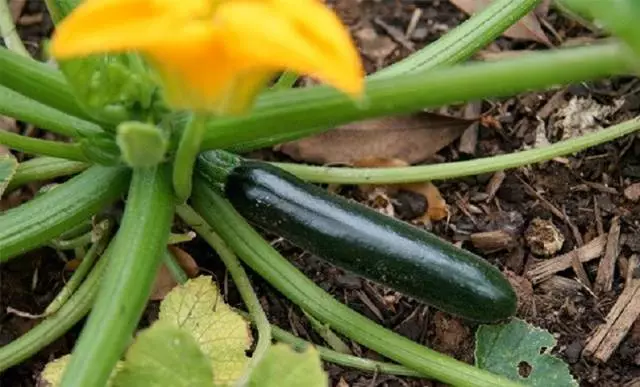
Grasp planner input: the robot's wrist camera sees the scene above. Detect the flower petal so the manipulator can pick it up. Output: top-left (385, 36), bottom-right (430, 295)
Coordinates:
top-left (144, 40), bottom-right (245, 113)
top-left (51, 0), bottom-right (212, 58)
top-left (214, 0), bottom-right (364, 96)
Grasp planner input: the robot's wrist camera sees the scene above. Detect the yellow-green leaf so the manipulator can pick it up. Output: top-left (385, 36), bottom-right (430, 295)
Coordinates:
top-left (159, 275), bottom-right (252, 387)
top-left (112, 321), bottom-right (214, 387)
top-left (247, 343), bottom-right (328, 387)
top-left (40, 354), bottom-right (122, 387)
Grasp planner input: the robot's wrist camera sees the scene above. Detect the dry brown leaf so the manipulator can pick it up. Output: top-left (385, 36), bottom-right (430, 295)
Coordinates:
top-left (336, 377), bottom-right (350, 387)
top-left (450, 0), bottom-right (552, 45)
top-left (168, 245), bottom-right (200, 277)
top-left (475, 49), bottom-right (536, 61)
top-left (403, 182), bottom-right (449, 222)
top-left (64, 258), bottom-right (82, 271)
top-left (276, 113), bottom-right (472, 165)
top-left (149, 246), bottom-right (200, 301)
top-left (352, 157), bottom-right (449, 222)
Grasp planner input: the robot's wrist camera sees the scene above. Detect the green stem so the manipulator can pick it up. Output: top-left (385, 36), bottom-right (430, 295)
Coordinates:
top-left (7, 157), bottom-right (88, 192)
top-left (176, 204), bottom-right (272, 382)
top-left (270, 71), bottom-right (298, 91)
top-left (173, 114), bottom-right (207, 203)
top-left (201, 42), bottom-right (631, 152)
top-left (0, 241), bottom-right (112, 372)
top-left (234, 309), bottom-right (425, 378)
top-left (0, 131), bottom-right (89, 161)
top-left (0, 0), bottom-right (30, 58)
top-left (164, 248), bottom-right (189, 285)
top-left (0, 85), bottom-right (103, 138)
top-left (302, 310), bottom-right (352, 354)
top-left (44, 219), bottom-right (113, 315)
top-left (190, 182), bottom-right (522, 387)
top-left (0, 166), bottom-right (130, 262)
top-left (60, 166), bottom-right (173, 387)
top-left (274, 117), bottom-right (640, 184)
top-left (0, 47), bottom-right (91, 121)
top-left (49, 231), bottom-right (93, 250)
top-left (373, 0), bottom-right (541, 78)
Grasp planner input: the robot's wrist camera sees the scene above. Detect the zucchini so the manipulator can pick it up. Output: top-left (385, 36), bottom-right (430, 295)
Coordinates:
top-left (196, 150), bottom-right (516, 322)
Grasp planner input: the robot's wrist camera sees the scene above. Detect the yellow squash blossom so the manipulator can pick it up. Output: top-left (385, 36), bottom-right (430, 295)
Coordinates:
top-left (50, 0), bottom-right (364, 114)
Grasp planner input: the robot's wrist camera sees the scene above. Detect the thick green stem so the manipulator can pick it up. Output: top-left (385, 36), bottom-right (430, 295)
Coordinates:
top-left (176, 204), bottom-right (272, 382)
top-left (274, 117), bottom-right (640, 184)
top-left (0, 166), bottom-right (130, 262)
top-left (0, 47), bottom-right (91, 120)
top-left (201, 42), bottom-right (631, 152)
top-left (0, 0), bottom-right (30, 58)
top-left (0, 85), bottom-right (103, 138)
top-left (0, 130), bottom-right (89, 161)
top-left (60, 165), bottom-right (174, 387)
top-left (373, 0), bottom-right (541, 78)
top-left (0, 242), bottom-right (112, 372)
top-left (7, 157), bottom-right (88, 192)
top-left (173, 114), bottom-right (207, 203)
top-left (190, 182), bottom-right (522, 387)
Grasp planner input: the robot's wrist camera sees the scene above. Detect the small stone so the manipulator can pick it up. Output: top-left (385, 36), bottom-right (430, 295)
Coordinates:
top-left (623, 182), bottom-right (640, 202)
top-left (524, 218), bottom-right (565, 257)
top-left (564, 340), bottom-right (583, 364)
top-left (411, 26), bottom-right (429, 40)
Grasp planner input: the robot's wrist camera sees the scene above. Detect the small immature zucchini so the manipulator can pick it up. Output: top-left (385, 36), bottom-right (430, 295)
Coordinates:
top-left (196, 150), bottom-right (516, 322)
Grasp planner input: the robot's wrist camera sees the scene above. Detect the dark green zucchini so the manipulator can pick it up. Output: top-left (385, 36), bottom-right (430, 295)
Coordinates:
top-left (196, 150), bottom-right (516, 322)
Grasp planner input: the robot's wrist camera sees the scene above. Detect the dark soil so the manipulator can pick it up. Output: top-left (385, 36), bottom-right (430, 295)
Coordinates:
top-left (2, 1), bottom-right (640, 386)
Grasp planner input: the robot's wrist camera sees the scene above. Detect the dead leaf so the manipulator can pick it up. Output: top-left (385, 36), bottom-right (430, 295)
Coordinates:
top-left (335, 377), bottom-right (350, 387)
top-left (168, 245), bottom-right (199, 277)
top-left (149, 247), bottom-right (200, 301)
top-left (352, 157), bottom-right (449, 222)
top-left (475, 49), bottom-right (536, 62)
top-left (277, 113), bottom-right (472, 165)
top-left (354, 26), bottom-right (398, 65)
top-left (624, 183), bottom-right (640, 202)
top-left (450, 0), bottom-right (552, 45)
top-left (403, 182), bottom-right (449, 222)
top-left (64, 258), bottom-right (82, 271)
top-left (9, 0), bottom-right (26, 21)
top-left (553, 97), bottom-right (623, 140)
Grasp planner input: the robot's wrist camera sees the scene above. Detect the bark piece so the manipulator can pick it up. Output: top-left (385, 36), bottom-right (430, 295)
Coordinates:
top-left (595, 217), bottom-right (621, 293)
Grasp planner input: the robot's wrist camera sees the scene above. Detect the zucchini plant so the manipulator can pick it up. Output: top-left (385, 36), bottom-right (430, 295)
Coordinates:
top-left (0, 0), bottom-right (638, 386)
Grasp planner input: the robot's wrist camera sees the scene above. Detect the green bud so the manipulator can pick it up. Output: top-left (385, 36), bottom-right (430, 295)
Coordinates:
top-left (116, 122), bottom-right (168, 168)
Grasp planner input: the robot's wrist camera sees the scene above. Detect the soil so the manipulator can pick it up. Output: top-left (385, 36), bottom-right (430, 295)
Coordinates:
top-left (2, 1), bottom-right (640, 386)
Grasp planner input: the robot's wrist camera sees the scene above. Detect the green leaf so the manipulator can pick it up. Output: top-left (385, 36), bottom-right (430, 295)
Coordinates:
top-left (0, 154), bottom-right (18, 198)
top-left (475, 318), bottom-right (577, 386)
top-left (247, 343), bottom-right (328, 387)
top-left (159, 275), bottom-right (252, 386)
top-left (116, 121), bottom-right (168, 167)
top-left (112, 321), bottom-right (214, 387)
top-left (40, 355), bottom-right (122, 387)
